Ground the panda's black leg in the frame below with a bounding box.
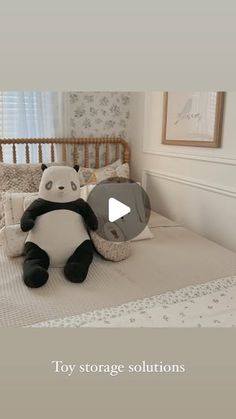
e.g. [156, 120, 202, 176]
[64, 240, 93, 283]
[23, 242, 50, 288]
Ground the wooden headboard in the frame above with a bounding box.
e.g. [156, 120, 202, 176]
[0, 137, 130, 168]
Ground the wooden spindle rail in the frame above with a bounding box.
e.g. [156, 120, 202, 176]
[0, 137, 130, 166]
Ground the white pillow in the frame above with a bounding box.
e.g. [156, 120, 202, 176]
[3, 192, 38, 226]
[0, 224, 27, 257]
[0, 227, 5, 247]
[0, 191, 32, 256]
[0, 192, 4, 231]
[0, 192, 38, 247]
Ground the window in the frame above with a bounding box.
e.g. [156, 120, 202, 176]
[0, 92, 64, 162]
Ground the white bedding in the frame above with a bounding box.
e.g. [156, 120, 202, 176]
[1, 211, 236, 327]
[31, 275, 236, 327]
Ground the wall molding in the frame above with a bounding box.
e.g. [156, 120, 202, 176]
[142, 148, 236, 166]
[143, 169, 236, 199]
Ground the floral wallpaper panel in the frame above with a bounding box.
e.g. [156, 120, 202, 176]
[67, 92, 131, 139]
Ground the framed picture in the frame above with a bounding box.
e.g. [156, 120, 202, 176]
[161, 92, 225, 147]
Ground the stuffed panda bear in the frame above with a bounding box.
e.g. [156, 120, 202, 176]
[20, 164, 98, 288]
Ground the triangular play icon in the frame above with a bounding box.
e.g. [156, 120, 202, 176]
[108, 197, 131, 222]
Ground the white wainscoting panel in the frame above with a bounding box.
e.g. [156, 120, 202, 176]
[142, 149, 236, 167]
[143, 169, 236, 253]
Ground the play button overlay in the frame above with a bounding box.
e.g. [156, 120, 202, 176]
[108, 198, 131, 222]
[87, 177, 151, 242]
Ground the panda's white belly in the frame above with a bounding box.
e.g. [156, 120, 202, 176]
[26, 210, 90, 268]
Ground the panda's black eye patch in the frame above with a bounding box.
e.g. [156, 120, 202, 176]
[71, 181, 77, 191]
[45, 181, 53, 190]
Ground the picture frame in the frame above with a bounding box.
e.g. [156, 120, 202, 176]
[161, 92, 225, 147]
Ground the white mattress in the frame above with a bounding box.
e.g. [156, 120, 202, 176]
[1, 212, 236, 327]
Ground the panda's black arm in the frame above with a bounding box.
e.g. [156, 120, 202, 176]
[77, 200, 98, 231]
[20, 199, 45, 232]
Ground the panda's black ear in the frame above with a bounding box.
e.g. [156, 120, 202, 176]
[73, 165, 80, 172]
[41, 164, 48, 172]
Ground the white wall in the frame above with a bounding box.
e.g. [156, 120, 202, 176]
[128, 92, 236, 252]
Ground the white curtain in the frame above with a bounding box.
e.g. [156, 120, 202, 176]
[0, 92, 69, 163]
